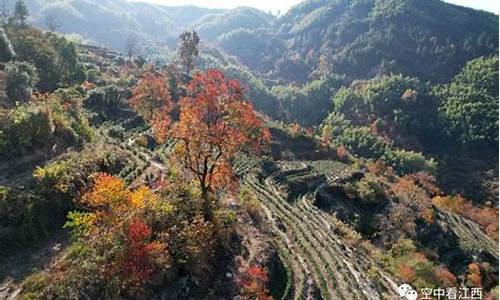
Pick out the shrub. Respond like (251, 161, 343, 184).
(467, 262, 483, 287)
(1, 105, 52, 155)
(86, 85, 128, 115)
(108, 125, 125, 138)
(214, 209, 237, 249)
(84, 88, 105, 109)
(119, 219, 167, 298)
(397, 263, 416, 282)
(0, 188, 67, 256)
(336, 144, 349, 160)
(238, 265, 273, 300)
(381, 239, 449, 289)
(349, 174, 386, 204)
(432, 195, 466, 213)
(23, 174, 177, 299)
(5, 61, 39, 103)
(64, 211, 97, 239)
(1, 91, 92, 157)
(86, 68, 101, 84)
(169, 215, 215, 282)
(320, 112, 352, 141)
(434, 266, 457, 287)
(239, 186, 264, 225)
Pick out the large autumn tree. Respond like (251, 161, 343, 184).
(165, 69, 270, 219)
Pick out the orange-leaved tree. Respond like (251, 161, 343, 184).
(166, 69, 271, 219)
(129, 70, 174, 140)
(77, 173, 156, 228)
(80, 173, 132, 211)
(70, 174, 169, 298)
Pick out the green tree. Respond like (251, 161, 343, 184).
(50, 35, 85, 85)
(85, 85, 127, 119)
(177, 30, 199, 75)
(271, 75, 344, 126)
(383, 149, 437, 175)
(8, 27, 60, 91)
(332, 75, 440, 144)
(321, 112, 437, 174)
(5, 61, 38, 103)
(437, 56, 499, 154)
(14, 0, 29, 26)
(0, 27, 14, 62)
(335, 126, 388, 159)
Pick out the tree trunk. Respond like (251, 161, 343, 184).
(201, 186, 212, 221)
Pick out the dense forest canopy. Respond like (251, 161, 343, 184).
(0, 0, 498, 299)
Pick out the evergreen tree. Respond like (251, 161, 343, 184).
(177, 30, 199, 75)
(14, 0, 29, 26)
(125, 36, 137, 62)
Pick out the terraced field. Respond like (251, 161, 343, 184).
(236, 158, 399, 299)
(96, 122, 498, 300)
(103, 125, 402, 300)
(424, 209, 499, 270)
(92, 116, 172, 189)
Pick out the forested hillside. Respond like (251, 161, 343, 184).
(271, 0, 498, 82)
(0, 0, 498, 299)
(7, 0, 498, 83)
(1, 0, 271, 54)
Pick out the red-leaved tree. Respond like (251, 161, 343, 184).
(120, 219, 165, 297)
(129, 70, 174, 140)
(167, 69, 271, 219)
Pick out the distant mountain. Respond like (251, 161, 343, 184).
(8, 0, 499, 84)
(193, 7, 274, 40)
(217, 0, 498, 84)
(7, 0, 183, 48)
(271, 0, 498, 82)
(4, 0, 271, 52)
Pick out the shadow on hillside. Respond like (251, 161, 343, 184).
(436, 155, 499, 205)
(0, 230, 69, 284)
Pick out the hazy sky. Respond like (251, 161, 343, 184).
(129, 0, 499, 14)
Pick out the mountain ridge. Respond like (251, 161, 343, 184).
(4, 0, 498, 85)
